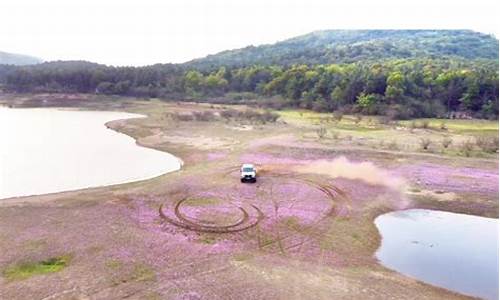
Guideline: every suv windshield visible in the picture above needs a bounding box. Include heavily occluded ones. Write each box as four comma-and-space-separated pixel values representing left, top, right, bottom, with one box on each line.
242, 167, 254, 172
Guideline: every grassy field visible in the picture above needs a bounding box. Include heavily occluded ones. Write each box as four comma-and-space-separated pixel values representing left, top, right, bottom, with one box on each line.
0, 93, 497, 299
278, 109, 499, 158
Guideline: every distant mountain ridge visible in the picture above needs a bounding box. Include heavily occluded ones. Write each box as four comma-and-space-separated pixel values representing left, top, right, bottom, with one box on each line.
0, 51, 42, 65
184, 30, 499, 70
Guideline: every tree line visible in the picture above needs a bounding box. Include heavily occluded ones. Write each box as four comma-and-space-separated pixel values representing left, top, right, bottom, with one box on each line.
0, 58, 498, 119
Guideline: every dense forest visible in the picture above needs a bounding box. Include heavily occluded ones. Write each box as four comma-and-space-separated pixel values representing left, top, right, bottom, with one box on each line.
185, 30, 499, 70
0, 30, 498, 119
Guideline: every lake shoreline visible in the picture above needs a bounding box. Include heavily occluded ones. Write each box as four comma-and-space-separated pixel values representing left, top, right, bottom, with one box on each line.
375, 209, 498, 300
0, 93, 496, 300
0, 107, 183, 202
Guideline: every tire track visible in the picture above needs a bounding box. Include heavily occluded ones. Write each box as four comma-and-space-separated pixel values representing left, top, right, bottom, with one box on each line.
159, 167, 351, 249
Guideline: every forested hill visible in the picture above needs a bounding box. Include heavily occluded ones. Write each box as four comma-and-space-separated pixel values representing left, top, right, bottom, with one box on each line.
0, 30, 498, 119
0, 51, 42, 65
185, 30, 499, 70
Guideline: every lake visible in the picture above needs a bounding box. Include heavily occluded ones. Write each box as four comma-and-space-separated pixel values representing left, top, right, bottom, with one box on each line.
375, 209, 499, 300
0, 107, 181, 199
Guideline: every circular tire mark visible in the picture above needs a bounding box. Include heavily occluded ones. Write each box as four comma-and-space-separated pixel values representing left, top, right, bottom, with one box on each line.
159, 200, 264, 233
160, 167, 350, 235
174, 198, 249, 229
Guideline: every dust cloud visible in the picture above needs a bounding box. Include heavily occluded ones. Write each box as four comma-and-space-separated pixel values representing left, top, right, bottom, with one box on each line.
296, 156, 406, 190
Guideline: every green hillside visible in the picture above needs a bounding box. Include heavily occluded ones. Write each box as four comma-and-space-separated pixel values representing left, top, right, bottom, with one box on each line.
185, 30, 498, 70
0, 30, 497, 119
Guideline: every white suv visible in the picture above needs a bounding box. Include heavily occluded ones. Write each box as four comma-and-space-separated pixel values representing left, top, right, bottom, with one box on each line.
240, 164, 257, 183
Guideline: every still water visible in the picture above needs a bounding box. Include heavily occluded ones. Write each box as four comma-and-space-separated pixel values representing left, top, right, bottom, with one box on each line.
0, 107, 181, 199
375, 209, 499, 300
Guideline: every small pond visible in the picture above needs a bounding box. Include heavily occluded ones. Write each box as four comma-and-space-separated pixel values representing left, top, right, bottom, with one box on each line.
375, 209, 499, 300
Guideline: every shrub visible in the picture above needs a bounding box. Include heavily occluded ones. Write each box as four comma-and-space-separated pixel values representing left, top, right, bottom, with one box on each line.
460, 140, 475, 157
384, 108, 399, 120
387, 140, 399, 150
171, 113, 194, 121
219, 109, 279, 124
260, 111, 280, 123
409, 120, 417, 129
440, 122, 448, 131
356, 93, 378, 110
421, 100, 446, 118
420, 120, 430, 129
316, 126, 327, 139
419, 138, 432, 150
385, 106, 411, 120
441, 136, 453, 149
240, 109, 257, 120
220, 108, 239, 120
312, 98, 330, 112
378, 116, 391, 125
260, 96, 289, 110
193, 111, 216, 121
225, 92, 257, 101
353, 114, 362, 125
409, 120, 431, 129
391, 121, 401, 128
475, 136, 499, 153
332, 111, 344, 123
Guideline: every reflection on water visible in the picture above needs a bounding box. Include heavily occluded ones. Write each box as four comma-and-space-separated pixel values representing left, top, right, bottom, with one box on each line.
375, 209, 499, 300
0, 107, 181, 199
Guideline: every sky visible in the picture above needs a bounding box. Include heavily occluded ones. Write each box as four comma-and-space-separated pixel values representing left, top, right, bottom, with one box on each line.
0, 0, 498, 66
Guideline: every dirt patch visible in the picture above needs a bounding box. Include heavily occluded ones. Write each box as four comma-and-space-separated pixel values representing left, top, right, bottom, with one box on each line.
142, 131, 237, 150
406, 189, 457, 202
226, 125, 254, 131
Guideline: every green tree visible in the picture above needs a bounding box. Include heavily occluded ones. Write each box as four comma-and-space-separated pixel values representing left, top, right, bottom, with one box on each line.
184, 70, 204, 94
357, 92, 377, 109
